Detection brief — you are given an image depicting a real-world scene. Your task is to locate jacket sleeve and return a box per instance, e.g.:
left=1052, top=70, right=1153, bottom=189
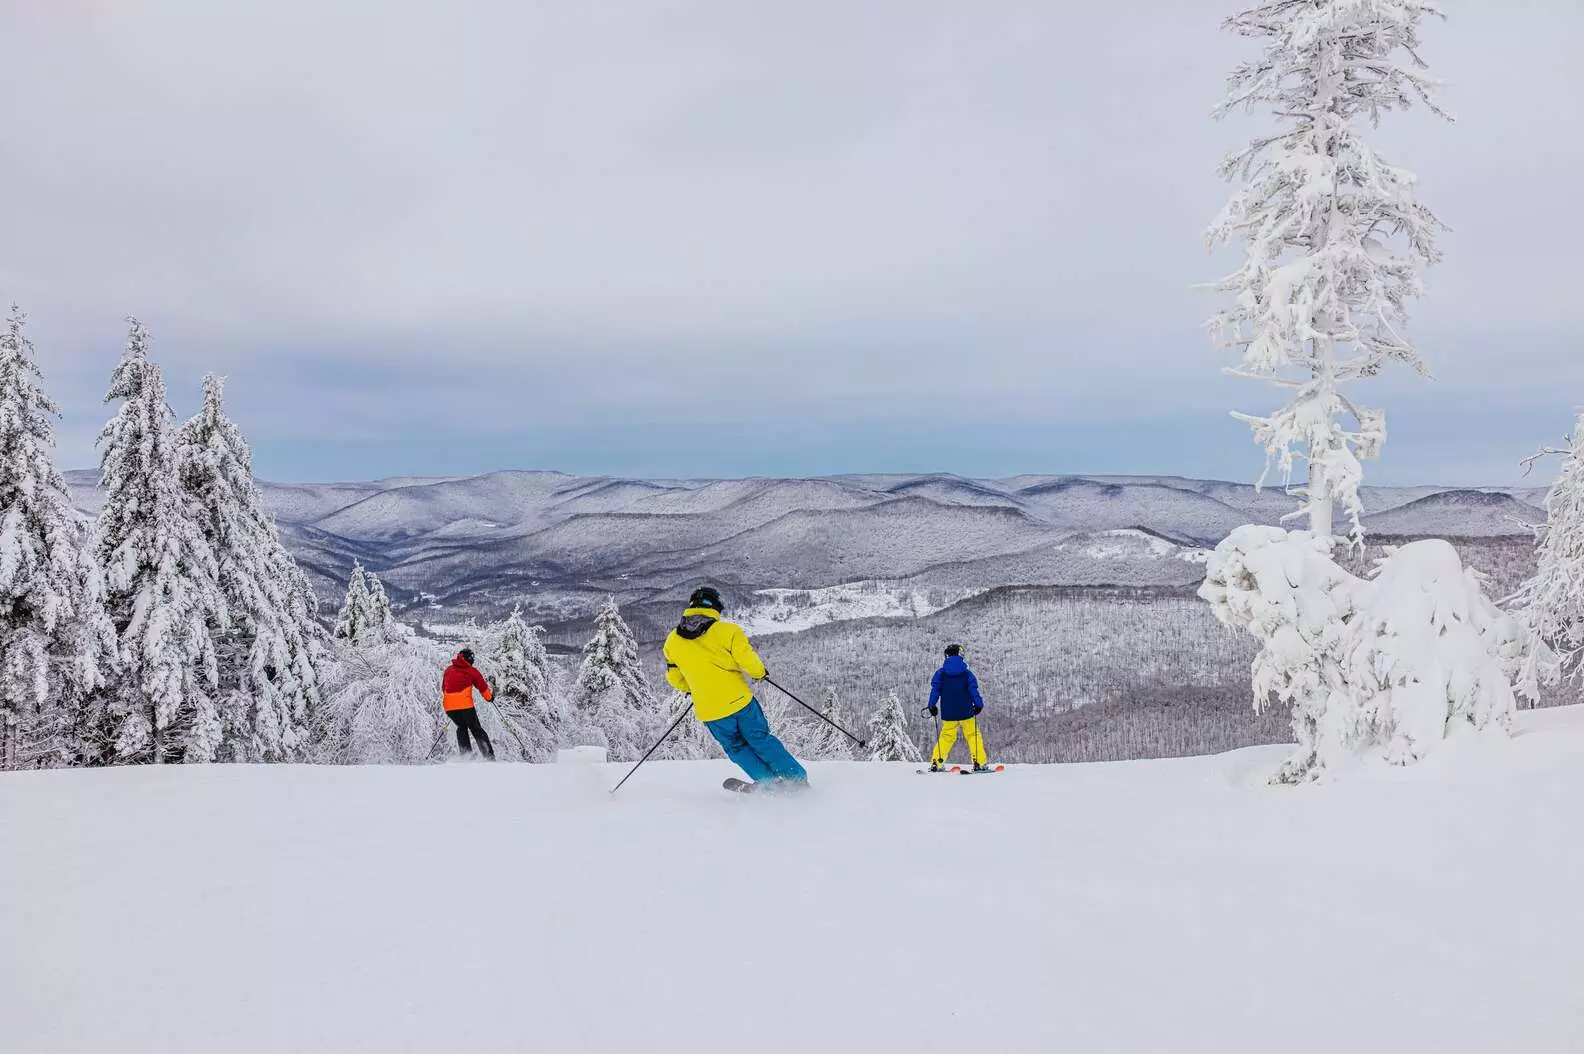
left=729, top=625, right=767, bottom=681
left=663, top=639, right=691, bottom=694
left=967, top=671, right=984, bottom=709
left=927, top=669, right=943, bottom=709
left=471, top=666, right=493, bottom=702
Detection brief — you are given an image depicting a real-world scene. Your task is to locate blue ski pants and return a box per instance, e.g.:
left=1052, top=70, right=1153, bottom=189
left=705, top=700, right=808, bottom=784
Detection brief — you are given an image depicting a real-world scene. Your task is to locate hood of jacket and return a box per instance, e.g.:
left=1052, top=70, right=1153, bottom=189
left=940, top=654, right=969, bottom=676
left=675, top=607, right=719, bottom=641
left=451, top=654, right=474, bottom=670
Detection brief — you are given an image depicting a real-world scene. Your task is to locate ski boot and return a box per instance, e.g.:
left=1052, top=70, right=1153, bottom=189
left=929, top=759, right=945, bottom=773
left=971, top=763, right=992, bottom=773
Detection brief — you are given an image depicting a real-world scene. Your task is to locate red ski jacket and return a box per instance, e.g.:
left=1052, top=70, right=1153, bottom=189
left=442, top=655, right=493, bottom=712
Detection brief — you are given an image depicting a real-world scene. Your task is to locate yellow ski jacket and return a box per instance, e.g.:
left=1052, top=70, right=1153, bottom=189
left=663, top=607, right=767, bottom=723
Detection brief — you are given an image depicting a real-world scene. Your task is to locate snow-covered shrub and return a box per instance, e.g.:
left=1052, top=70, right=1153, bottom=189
left=1345, top=540, right=1523, bottom=765
left=1202, top=525, right=1529, bottom=781
left=317, top=636, right=451, bottom=765
left=1207, top=0, right=1450, bottom=540
left=1512, top=415, right=1584, bottom=687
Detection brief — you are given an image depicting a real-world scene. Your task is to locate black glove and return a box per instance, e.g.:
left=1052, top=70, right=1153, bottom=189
left=924, top=706, right=938, bottom=718
left=972, top=704, right=983, bottom=715
left=757, top=667, right=769, bottom=680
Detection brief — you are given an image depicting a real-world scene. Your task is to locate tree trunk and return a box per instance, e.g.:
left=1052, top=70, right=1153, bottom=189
left=1309, top=331, right=1336, bottom=539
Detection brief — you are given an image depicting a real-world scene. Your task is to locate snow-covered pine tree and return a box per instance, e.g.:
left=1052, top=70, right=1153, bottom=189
left=0, top=306, right=114, bottom=768
left=91, top=319, right=227, bottom=764
left=866, top=691, right=922, bottom=764
left=569, top=598, right=659, bottom=761
left=368, top=574, right=395, bottom=634
left=1513, top=414, right=1584, bottom=686
left=179, top=374, right=324, bottom=762
left=809, top=686, right=854, bottom=761
left=475, top=607, right=563, bottom=761
left=333, top=563, right=375, bottom=645
left=1208, top=0, right=1450, bottom=541
left=333, top=562, right=403, bottom=646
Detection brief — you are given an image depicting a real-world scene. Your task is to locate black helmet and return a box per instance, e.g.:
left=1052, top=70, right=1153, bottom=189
left=688, top=586, right=725, bottom=613
left=458, top=648, right=476, bottom=664
left=944, top=643, right=962, bottom=657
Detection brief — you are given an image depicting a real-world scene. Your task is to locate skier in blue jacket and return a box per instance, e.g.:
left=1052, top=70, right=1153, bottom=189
left=924, top=644, right=990, bottom=772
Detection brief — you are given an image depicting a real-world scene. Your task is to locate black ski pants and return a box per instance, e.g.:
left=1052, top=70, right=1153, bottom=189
left=447, top=707, right=496, bottom=760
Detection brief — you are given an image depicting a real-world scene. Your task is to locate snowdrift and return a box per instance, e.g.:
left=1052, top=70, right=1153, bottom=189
left=5, top=708, right=1583, bottom=1053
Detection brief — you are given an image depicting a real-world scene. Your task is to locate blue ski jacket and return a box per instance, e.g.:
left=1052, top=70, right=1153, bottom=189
left=928, top=656, right=984, bottom=722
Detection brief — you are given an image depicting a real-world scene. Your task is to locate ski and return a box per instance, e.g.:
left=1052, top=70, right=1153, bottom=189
left=915, top=765, right=964, bottom=775
left=722, top=777, right=755, bottom=793
left=958, top=765, right=1005, bottom=775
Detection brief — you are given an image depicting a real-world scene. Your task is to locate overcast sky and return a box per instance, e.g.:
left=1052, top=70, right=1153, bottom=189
left=2, top=0, right=1580, bottom=485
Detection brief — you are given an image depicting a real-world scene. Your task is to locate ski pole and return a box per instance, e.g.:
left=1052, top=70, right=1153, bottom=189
left=609, top=700, right=693, bottom=795
left=763, top=676, right=866, bottom=748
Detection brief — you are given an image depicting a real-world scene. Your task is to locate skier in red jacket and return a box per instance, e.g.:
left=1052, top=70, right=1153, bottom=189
left=441, top=649, right=495, bottom=760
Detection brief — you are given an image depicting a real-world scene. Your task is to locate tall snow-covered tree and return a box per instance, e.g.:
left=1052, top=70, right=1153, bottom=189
left=91, top=319, right=227, bottom=764
left=0, top=307, right=114, bottom=768
left=1513, top=415, right=1584, bottom=686
left=1207, top=0, right=1450, bottom=541
left=475, top=607, right=563, bottom=762
left=179, top=374, right=324, bottom=762
left=569, top=598, right=659, bottom=761
left=866, top=691, right=922, bottom=764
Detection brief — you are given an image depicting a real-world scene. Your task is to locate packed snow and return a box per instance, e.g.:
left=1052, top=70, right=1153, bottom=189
left=5, top=707, right=1584, bottom=1053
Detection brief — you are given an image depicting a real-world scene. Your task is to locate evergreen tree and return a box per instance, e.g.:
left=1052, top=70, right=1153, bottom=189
left=0, top=307, right=114, bottom=768
left=1514, top=414, right=1584, bottom=687
left=1207, top=0, right=1450, bottom=541
left=475, top=607, right=563, bottom=761
left=179, top=374, right=323, bottom=761
left=569, top=598, right=659, bottom=761
left=334, top=562, right=374, bottom=645
left=866, top=691, right=922, bottom=763
left=333, top=563, right=401, bottom=647
left=808, top=685, right=854, bottom=761
left=368, top=574, right=395, bottom=633
left=91, top=319, right=227, bottom=764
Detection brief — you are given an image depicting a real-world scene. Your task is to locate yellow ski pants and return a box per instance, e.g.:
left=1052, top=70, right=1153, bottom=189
left=932, top=718, right=987, bottom=767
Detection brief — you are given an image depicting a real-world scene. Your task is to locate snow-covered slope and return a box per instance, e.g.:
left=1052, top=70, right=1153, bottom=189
left=5, top=707, right=1582, bottom=1054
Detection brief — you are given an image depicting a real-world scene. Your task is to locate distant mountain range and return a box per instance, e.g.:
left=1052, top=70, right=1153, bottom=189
left=63, top=469, right=1547, bottom=641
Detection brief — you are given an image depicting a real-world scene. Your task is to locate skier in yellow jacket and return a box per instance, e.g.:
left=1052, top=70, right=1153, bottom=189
left=663, top=586, right=808, bottom=786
